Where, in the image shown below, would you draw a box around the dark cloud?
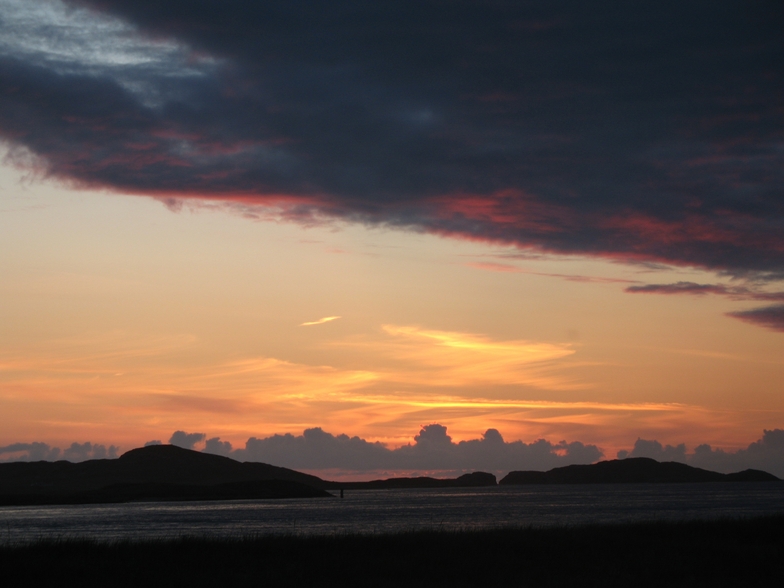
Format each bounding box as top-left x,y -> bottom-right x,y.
626,282 -> 784,301
169,430 -> 205,450
227,424 -> 603,473
0,440 -> 117,462
0,0 -> 781,275
618,429 -> 784,478
625,282 -> 784,331
144,440 -> 162,446
726,305 -> 784,332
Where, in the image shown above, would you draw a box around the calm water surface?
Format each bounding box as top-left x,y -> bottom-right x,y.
1,483 -> 783,543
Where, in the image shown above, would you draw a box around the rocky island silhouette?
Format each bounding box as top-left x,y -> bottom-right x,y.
499,457 -> 778,485
0,445 -> 778,506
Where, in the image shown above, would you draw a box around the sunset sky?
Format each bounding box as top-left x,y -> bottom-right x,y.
1,0 -> 783,478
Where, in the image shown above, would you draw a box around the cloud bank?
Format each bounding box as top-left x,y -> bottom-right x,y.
195,425 -> 784,478
209,424 -> 603,474
2,427 -> 782,478
0,0 -> 782,276
0,441 -> 118,462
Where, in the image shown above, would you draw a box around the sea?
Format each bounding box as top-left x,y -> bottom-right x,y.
1,483 -> 783,544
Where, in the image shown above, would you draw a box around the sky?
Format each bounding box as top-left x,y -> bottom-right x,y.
1,0 -> 783,479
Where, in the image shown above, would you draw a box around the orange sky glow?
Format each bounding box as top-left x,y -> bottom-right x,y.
1,157 -> 782,477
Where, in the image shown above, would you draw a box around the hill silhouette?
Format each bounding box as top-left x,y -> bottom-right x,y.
3,448 -> 778,505
0,444 -> 329,504
0,445 -> 497,504
500,457 -> 779,485
325,471 -> 497,490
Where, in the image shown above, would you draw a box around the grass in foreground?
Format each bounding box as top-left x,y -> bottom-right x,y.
2,516 -> 783,587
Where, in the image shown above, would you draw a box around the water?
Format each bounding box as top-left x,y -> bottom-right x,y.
1,483 -> 783,544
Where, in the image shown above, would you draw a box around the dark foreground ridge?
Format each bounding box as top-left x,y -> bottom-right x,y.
501,457 -> 780,485
0,445 -> 330,504
0,445 -> 496,505
2,516 -> 783,587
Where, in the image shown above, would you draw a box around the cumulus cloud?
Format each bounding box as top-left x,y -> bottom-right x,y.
0,442 -> 61,461
2,427 -> 782,478
0,440 -> 117,462
169,430 -> 206,450
0,1 -> 781,276
62,441 -> 118,460
207,425 -> 784,478
618,429 -> 784,478
203,437 -> 232,457
226,424 -> 604,473
617,439 -> 687,462
144,440 -> 162,446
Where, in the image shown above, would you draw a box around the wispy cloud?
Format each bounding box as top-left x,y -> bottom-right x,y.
300,316 -> 341,327
368,325 -> 579,390
626,282 -> 784,332
466,260 -> 639,285
465,261 -> 521,273
726,305 -> 784,333
626,282 -> 784,301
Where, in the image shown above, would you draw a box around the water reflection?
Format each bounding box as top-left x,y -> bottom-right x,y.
1,483 -> 783,543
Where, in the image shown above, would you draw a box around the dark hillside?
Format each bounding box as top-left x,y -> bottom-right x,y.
500,457 -> 779,485
0,444 -> 325,498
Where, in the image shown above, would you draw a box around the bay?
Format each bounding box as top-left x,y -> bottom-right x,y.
1,482 -> 783,544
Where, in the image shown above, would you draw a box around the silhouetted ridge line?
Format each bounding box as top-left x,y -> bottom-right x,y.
0,445 -> 501,504
0,444 -> 328,504
500,457 -> 780,485
323,471 -> 497,490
